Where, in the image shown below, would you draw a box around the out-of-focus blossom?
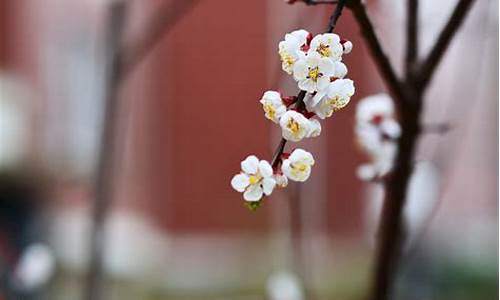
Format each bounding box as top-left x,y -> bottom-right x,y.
260,91 -> 287,123
282,149 -> 315,182
266,270 -> 304,300
355,93 -> 401,181
14,244 -> 55,291
231,155 -> 276,201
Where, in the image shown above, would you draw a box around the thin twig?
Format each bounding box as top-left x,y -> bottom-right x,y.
120,0 -> 200,79
405,0 -> 419,76
84,2 -> 127,300
325,0 -> 346,33
347,0 -> 404,102
304,0 -> 338,5
418,0 -> 476,88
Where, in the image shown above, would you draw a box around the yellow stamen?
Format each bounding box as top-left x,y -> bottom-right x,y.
280,51 -> 296,67
249,175 -> 260,185
317,43 -> 331,57
263,103 -> 276,120
287,118 -> 301,137
308,67 -> 320,82
327,96 -> 346,112
291,163 -> 308,177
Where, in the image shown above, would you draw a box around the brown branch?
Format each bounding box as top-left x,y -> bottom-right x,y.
347,0 -> 404,101
405,0 -> 418,76
347,0 -> 476,299
417,0 -> 476,88
369,105 -> 422,300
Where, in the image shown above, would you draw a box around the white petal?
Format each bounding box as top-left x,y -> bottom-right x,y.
298,79 -> 315,93
357,164 -> 376,181
259,160 -> 274,177
241,155 -> 259,174
343,41 -> 353,54
243,184 -> 264,202
318,59 -> 335,76
231,174 -> 250,192
281,160 -> 292,179
307,119 -> 322,137
333,62 -> 348,78
381,119 -> 401,138
293,60 -> 308,80
316,76 -> 330,92
262,177 -> 276,195
311,91 -> 325,106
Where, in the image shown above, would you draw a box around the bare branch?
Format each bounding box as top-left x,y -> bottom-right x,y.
405,0 -> 419,76
418,0 -> 476,87
325,0 -> 346,32
84,3 -> 128,300
347,0 -> 404,101
120,0 -> 200,80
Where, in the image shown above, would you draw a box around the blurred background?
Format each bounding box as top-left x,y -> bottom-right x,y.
0,0 -> 497,299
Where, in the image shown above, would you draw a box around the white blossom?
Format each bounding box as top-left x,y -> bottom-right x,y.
278,29 -> 310,75
355,94 -> 401,180
293,52 -> 335,93
306,118 -> 322,137
282,149 -> 315,182
307,79 -> 355,119
14,244 -> 55,291
342,40 -> 353,54
279,110 -> 319,142
309,33 -> 344,62
260,91 -> 287,123
332,61 -> 348,79
266,271 -> 304,300
231,155 -> 276,201
274,173 -> 289,188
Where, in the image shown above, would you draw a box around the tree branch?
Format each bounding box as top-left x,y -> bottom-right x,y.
405,0 -> 418,76
84,3 -> 127,300
120,0 -> 199,79
347,0 -> 404,101
417,0 -> 476,88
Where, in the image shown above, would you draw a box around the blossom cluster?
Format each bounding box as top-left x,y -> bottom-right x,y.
231,29 -> 355,208
355,94 -> 401,181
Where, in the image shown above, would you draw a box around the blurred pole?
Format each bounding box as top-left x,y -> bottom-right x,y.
84,2 -> 128,300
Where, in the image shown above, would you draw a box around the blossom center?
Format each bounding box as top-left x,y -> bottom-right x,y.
327,96 -> 343,112
317,43 -> 331,57
249,175 -> 261,185
371,115 -> 384,125
291,162 -> 308,177
263,103 -> 276,119
287,118 -> 301,136
280,51 -> 296,67
308,67 -> 321,82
